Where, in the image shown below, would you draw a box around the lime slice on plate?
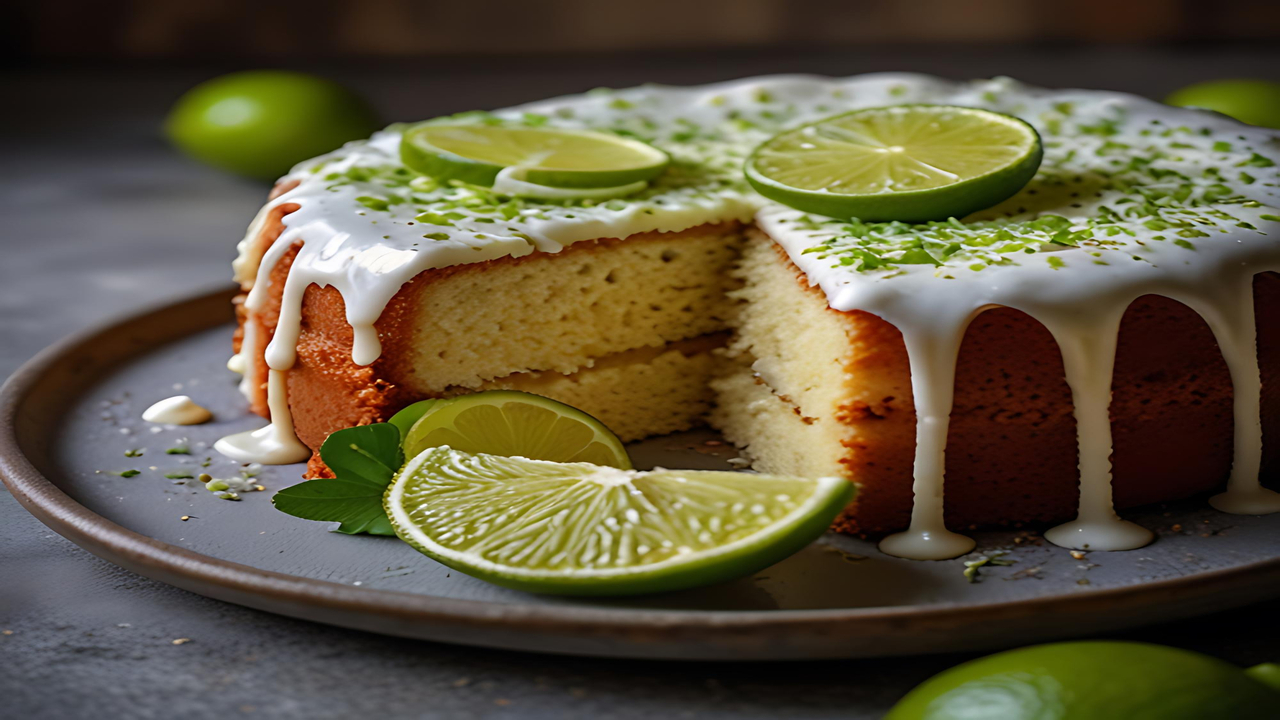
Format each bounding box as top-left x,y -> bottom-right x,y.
385,447 -> 855,595
401,124 -> 669,189
746,104 -> 1043,222
402,390 -> 632,469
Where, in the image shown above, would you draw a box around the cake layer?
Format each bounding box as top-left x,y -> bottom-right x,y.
303,334 -> 723,478
243,222 -> 743,467
466,334 -> 725,443
719,232 -> 1280,535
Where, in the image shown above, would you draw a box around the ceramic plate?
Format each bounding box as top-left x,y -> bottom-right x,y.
3,289 -> 1279,659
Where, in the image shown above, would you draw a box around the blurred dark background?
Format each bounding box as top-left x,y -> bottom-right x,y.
1,1 -> 1277,142
10,0 -> 1280,59
5,0 -> 1280,134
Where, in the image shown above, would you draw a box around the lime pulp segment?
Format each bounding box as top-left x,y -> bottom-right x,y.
402,390 -> 632,470
385,447 -> 855,595
400,124 -> 669,189
746,104 -> 1043,222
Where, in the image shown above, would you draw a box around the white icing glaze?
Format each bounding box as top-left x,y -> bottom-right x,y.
214,369 -> 311,464
142,395 -> 212,425
222,73 -> 1280,560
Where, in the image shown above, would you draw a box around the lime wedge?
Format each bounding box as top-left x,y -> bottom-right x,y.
385,447 -> 855,595
401,124 -> 669,189
402,390 -> 632,469
746,105 -> 1042,222
388,399 -> 438,440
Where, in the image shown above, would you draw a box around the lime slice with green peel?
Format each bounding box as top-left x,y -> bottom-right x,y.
746,105 -> 1043,222
385,447 -> 854,595
400,124 -> 669,189
402,390 -> 632,469
388,399 -> 438,440
886,641 -> 1280,720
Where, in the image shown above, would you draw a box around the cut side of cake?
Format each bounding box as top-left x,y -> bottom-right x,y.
239,222 -> 744,477
716,230 -> 1280,536
219,73 -> 1280,560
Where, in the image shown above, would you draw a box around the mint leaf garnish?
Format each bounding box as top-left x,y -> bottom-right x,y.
271,423 -> 403,535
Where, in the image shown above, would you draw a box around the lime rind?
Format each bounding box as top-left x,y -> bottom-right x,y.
402,390 -> 632,470
384,447 -> 855,596
746,104 -> 1043,222
491,167 -> 650,200
400,124 -> 669,189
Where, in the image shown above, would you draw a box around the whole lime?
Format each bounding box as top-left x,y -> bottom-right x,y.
165,70 -> 380,180
1165,79 -> 1280,129
886,641 -> 1279,720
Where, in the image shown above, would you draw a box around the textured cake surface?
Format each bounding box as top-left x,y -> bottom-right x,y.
225,74 -> 1280,548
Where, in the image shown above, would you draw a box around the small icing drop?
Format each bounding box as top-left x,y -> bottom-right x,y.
1042,311 -> 1153,552
214,370 -> 311,464
236,306 -> 261,402
227,353 -> 246,374
142,396 -> 212,425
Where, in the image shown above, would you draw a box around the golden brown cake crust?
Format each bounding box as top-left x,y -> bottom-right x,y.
241,186 -> 1278,536
241,210 -> 742,469
753,240 -> 1280,535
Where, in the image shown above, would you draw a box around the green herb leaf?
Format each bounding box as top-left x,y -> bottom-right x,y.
271,423 -> 403,535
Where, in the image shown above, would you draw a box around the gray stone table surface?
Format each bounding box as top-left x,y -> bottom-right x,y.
3,47 -> 1280,719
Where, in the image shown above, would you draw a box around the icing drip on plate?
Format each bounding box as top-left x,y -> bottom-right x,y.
142,395 -> 212,426
221,73 -> 1280,560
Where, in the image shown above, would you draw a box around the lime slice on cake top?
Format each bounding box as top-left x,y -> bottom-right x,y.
385,446 -> 854,595
746,104 -> 1042,222
400,123 -> 669,190
401,390 -> 632,469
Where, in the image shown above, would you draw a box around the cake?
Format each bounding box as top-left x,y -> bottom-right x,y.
217,74 -> 1280,560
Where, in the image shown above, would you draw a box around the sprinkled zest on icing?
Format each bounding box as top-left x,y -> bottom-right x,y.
224,74 -> 1280,560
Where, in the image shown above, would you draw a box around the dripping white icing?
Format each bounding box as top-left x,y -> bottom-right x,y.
221,73 -> 1280,560
142,395 -> 212,425
214,369 -> 311,464
878,311 -> 979,560
1039,309 -> 1154,551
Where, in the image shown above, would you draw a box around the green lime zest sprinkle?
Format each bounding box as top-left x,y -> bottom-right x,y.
964,551 -> 1015,583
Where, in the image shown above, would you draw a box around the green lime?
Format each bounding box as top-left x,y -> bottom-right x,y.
165,70 -> 380,180
745,105 -> 1043,222
886,641 -> 1280,720
1165,79 -> 1280,129
400,124 -> 669,189
388,399 -> 438,440
384,446 -> 854,595
402,390 -> 631,469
